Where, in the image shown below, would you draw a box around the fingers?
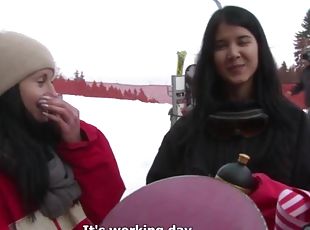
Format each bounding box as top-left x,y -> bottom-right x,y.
39,96 -> 79,122
42,111 -> 81,143
39,95 -> 81,143
42,111 -> 67,130
41,95 -> 76,113
41,104 -> 78,123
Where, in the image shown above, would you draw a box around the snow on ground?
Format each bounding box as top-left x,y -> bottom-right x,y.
64,95 -> 172,198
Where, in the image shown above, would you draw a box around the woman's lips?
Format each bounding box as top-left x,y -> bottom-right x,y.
227,64 -> 245,74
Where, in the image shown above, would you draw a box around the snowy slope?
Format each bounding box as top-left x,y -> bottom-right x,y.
64,95 -> 172,197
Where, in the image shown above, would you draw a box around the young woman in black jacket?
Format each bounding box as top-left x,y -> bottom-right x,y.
147,6 -> 310,190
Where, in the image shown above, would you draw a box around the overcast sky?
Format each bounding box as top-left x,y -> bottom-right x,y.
1,0 -> 309,84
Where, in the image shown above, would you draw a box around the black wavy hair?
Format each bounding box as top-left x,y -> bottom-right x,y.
0,85 -> 60,212
191,5 -> 293,131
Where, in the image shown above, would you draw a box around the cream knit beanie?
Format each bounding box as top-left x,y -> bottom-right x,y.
0,31 -> 55,95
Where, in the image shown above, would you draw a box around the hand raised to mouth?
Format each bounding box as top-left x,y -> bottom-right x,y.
37,92 -> 81,143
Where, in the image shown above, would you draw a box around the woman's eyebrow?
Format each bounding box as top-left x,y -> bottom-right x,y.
238,35 -> 252,40
215,39 -> 226,43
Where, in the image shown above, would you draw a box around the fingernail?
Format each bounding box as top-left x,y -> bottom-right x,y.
41,104 -> 49,107
42,96 -> 52,100
38,99 -> 48,104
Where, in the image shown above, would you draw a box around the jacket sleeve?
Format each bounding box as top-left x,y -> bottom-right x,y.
146,132 -> 174,184
292,112 -> 310,190
146,119 -> 186,184
0,200 -> 9,230
56,120 -> 125,224
249,173 -> 290,230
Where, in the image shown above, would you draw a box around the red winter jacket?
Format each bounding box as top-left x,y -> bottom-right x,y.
0,121 -> 125,230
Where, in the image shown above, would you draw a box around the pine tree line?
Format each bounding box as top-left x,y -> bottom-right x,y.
278,8 -> 309,83
294,9 -> 310,71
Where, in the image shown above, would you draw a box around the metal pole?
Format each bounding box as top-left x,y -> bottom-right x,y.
212,0 -> 222,9
171,75 -> 186,127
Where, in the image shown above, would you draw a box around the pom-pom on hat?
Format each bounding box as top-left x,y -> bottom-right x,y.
275,188 -> 310,229
0,31 -> 55,95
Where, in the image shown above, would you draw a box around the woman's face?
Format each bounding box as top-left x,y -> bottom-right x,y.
213,22 -> 258,88
19,68 -> 56,122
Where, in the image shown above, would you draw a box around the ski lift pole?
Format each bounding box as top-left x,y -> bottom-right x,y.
169,1 -> 222,126
212,0 -> 222,9
170,51 -> 187,127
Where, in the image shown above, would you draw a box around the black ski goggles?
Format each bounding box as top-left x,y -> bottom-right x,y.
206,109 -> 269,139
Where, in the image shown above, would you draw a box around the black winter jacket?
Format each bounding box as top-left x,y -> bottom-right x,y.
147,102 -> 310,190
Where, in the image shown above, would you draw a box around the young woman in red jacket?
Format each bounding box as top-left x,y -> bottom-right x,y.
0,31 -> 125,229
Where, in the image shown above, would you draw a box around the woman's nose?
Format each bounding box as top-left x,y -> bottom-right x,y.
46,83 -> 58,97
227,44 -> 240,60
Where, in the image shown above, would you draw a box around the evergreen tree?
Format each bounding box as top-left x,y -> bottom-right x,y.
80,71 -> 85,79
294,9 -> 310,70
74,70 -> 79,80
279,61 -> 288,72
137,89 -> 148,102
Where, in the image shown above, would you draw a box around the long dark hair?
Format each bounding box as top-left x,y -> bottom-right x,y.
191,5 -> 293,132
0,85 -> 60,212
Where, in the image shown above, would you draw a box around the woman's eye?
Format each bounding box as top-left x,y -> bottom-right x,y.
238,39 -> 251,46
215,43 -> 227,50
239,41 -> 248,46
37,75 -> 47,84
